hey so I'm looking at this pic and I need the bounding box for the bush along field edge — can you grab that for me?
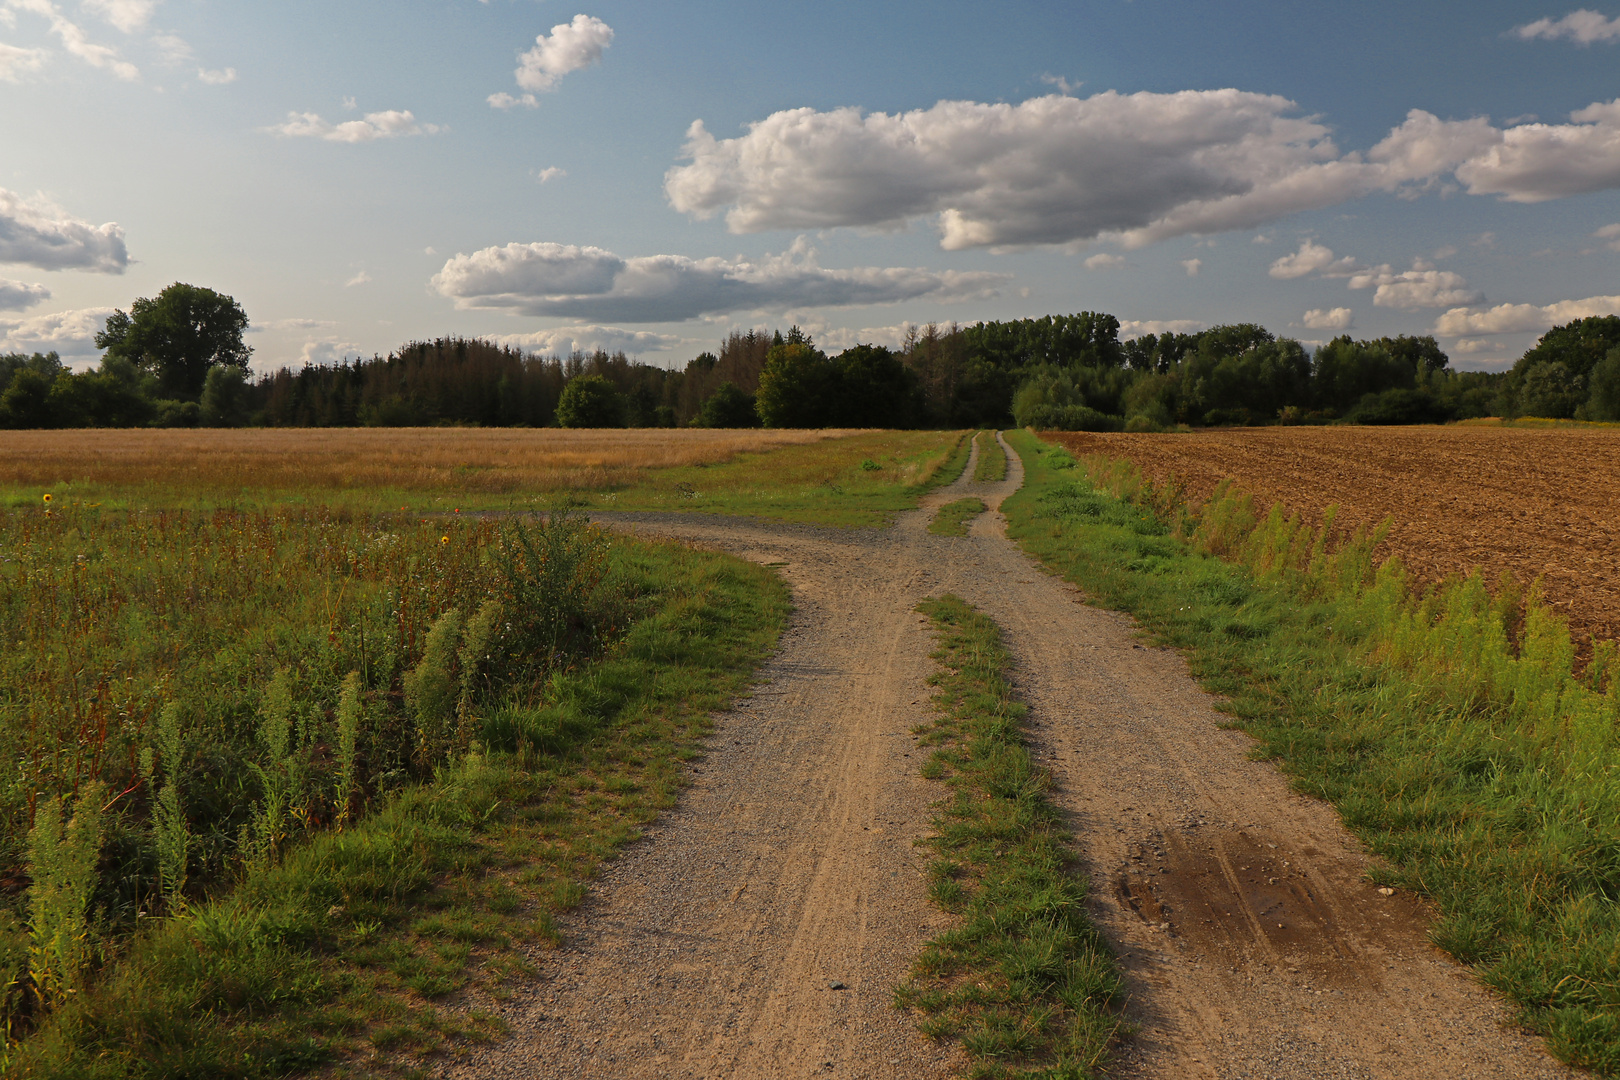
[898,595,1125,1079]
[1,511,790,1078]
[999,428,1620,1075]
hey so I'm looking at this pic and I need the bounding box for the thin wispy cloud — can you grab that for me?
[268,109,443,143]
[1513,9,1620,43]
[4,0,138,79]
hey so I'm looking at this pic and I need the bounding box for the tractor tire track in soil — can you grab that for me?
[449,435,1574,1079]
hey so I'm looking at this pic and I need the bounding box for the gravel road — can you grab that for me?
[447,435,1575,1080]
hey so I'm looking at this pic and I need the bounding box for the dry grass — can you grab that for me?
[1,428,845,502]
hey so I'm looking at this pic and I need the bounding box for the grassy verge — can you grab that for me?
[1001,428,1620,1075]
[6,534,789,1078]
[971,431,1006,483]
[592,429,969,526]
[929,498,987,537]
[898,595,1123,1079]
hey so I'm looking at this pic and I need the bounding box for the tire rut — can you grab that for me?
[448,434,1574,1080]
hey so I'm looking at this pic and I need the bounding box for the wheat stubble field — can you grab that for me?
[1051,426,1620,648]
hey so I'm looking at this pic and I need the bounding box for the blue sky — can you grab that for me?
[2,1,1618,373]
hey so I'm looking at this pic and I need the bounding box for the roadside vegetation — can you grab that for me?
[0,500,789,1076]
[928,498,987,537]
[900,596,1124,1079]
[1001,429,1620,1075]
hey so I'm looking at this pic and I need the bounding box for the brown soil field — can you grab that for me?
[0,427,844,495]
[1048,426,1620,649]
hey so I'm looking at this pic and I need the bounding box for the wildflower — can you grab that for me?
[441,535,450,545]
[42,493,52,504]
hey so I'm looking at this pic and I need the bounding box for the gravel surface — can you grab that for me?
[447,435,1575,1080]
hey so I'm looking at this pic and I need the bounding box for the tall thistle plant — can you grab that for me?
[244,670,301,869]
[139,703,190,908]
[27,781,107,1007]
[405,609,463,767]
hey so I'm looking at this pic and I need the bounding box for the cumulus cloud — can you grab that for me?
[492,325,679,356]
[5,0,138,79]
[1181,258,1202,275]
[1302,307,1353,330]
[0,305,114,357]
[535,166,566,183]
[1083,253,1122,270]
[345,270,371,287]
[0,187,128,272]
[1435,295,1620,336]
[293,338,365,368]
[665,91,1620,250]
[1347,262,1483,309]
[0,278,49,310]
[81,0,156,33]
[268,109,443,143]
[430,237,1009,323]
[1513,9,1620,43]
[1597,222,1620,250]
[1118,318,1204,339]
[1268,240,1362,279]
[490,13,612,108]
[196,66,234,84]
[0,40,47,80]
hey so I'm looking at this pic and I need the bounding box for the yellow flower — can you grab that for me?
[42,493,52,504]
[440,535,450,545]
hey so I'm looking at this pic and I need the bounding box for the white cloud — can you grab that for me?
[1597,222,1620,250]
[515,13,612,92]
[81,0,156,33]
[1118,318,1204,339]
[0,305,114,357]
[0,278,49,310]
[491,325,680,356]
[1436,295,1620,336]
[666,91,1620,250]
[345,270,371,287]
[268,109,443,143]
[1455,99,1620,202]
[196,66,234,85]
[430,236,1009,323]
[250,317,333,332]
[149,31,186,62]
[290,338,364,368]
[0,187,128,272]
[1347,263,1483,309]
[1181,257,1202,276]
[535,166,566,183]
[5,0,138,79]
[1452,338,1501,354]
[1513,9,1620,43]
[487,92,536,110]
[1083,252,1122,269]
[1268,240,1361,279]
[1302,306,1353,330]
[1252,233,1273,244]
[0,40,46,80]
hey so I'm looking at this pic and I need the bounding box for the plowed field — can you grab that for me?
[1047,427,1620,649]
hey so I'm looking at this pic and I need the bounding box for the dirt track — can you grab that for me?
[449,437,1574,1080]
[1050,426,1620,649]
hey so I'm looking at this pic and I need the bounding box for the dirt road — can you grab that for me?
[450,437,1574,1080]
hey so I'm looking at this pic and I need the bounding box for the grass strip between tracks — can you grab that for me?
[1000,428,1620,1076]
[928,498,988,537]
[971,432,1007,484]
[900,595,1125,1080]
[8,539,790,1080]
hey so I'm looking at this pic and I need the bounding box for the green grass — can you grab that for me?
[898,595,1124,1079]
[1,515,789,1078]
[929,497,988,537]
[971,431,1007,484]
[591,429,971,526]
[1001,428,1620,1076]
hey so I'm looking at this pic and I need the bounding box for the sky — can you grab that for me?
[2,1,1619,375]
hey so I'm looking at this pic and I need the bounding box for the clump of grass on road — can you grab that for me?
[1001,428,1620,1076]
[971,431,1006,483]
[929,497,987,537]
[899,595,1123,1079]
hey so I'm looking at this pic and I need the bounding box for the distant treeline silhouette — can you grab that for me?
[6,304,1619,430]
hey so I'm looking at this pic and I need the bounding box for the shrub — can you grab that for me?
[555,374,624,428]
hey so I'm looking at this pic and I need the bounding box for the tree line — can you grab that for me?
[4,282,1618,430]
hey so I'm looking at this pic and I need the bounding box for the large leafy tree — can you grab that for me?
[94,283,252,400]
